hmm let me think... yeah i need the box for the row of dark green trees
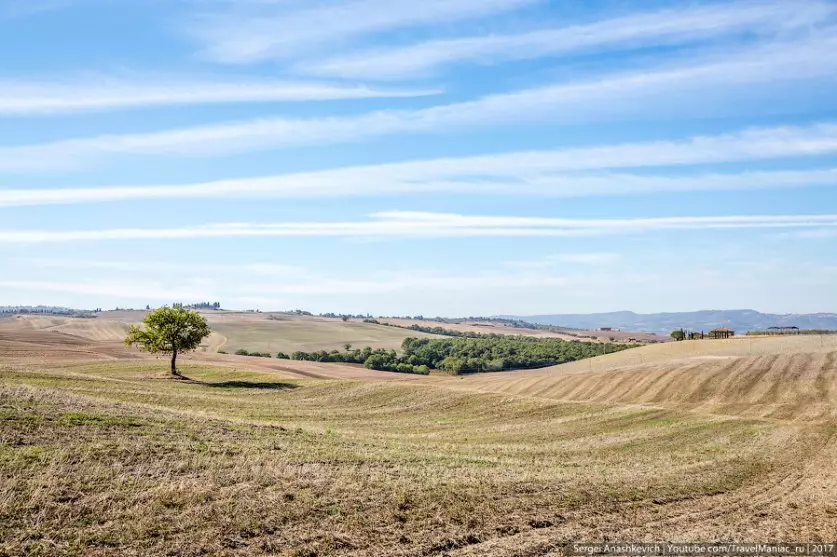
[363,319,494,339]
[234,335,634,375]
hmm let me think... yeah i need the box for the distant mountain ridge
[500,310,837,334]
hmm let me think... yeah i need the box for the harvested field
[0,329,835,555]
[373,318,669,343]
[0,312,443,355]
[368,318,583,341]
[451,336,837,420]
[0,314,133,342]
[206,313,443,354]
[2,312,660,356]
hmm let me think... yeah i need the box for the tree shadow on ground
[195,380,298,390]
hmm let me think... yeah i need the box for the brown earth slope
[451,335,837,421]
[1,327,835,555]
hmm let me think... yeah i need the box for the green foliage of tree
[670,329,686,342]
[275,352,290,360]
[283,335,634,376]
[124,307,211,376]
[399,337,626,373]
[232,349,272,358]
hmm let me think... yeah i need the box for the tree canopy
[125,307,210,376]
[283,335,634,375]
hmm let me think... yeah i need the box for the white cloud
[0,79,439,116]
[1,212,836,244]
[14,257,305,275]
[301,0,837,79]
[0,279,208,301]
[5,256,580,298]
[5,253,836,315]
[506,253,623,269]
[4,34,835,172]
[373,212,837,230]
[0,271,584,304]
[187,0,542,63]
[3,125,837,206]
[409,34,837,125]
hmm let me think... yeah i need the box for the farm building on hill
[708,327,735,339]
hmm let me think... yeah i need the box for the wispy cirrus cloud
[505,252,623,270]
[186,0,543,63]
[300,0,837,79]
[3,34,835,172]
[2,212,836,244]
[3,124,837,206]
[6,256,835,314]
[0,78,439,116]
[14,257,305,276]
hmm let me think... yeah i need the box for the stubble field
[1,312,443,356]
[0,321,835,556]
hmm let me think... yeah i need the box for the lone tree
[125,307,210,376]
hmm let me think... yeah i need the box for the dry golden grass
[373,318,668,343]
[207,314,442,354]
[0,315,132,343]
[544,335,837,373]
[370,318,583,341]
[450,336,837,422]
[0,312,442,354]
[0,331,835,556]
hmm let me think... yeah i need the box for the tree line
[170,302,222,310]
[363,319,489,338]
[363,317,606,341]
[232,335,635,375]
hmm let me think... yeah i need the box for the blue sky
[1,0,837,316]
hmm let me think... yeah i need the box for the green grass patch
[59,412,141,427]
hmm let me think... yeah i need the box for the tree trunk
[171,350,179,376]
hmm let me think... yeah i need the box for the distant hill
[0,305,93,316]
[500,310,837,334]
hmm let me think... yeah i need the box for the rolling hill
[452,334,837,421]
[0,311,443,355]
[507,309,837,333]
[0,323,835,554]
